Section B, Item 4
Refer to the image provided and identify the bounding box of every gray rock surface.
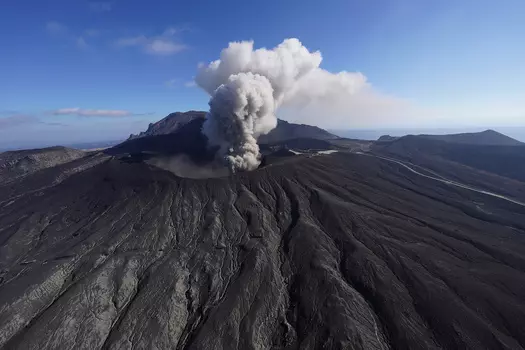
[0,146,86,183]
[1,148,525,349]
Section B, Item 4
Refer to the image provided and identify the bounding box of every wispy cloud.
[0,115,38,128]
[163,26,190,36]
[76,37,89,50]
[0,110,19,115]
[84,29,102,37]
[115,27,188,56]
[46,21,67,35]
[146,39,186,55]
[53,108,132,117]
[88,2,112,12]
[165,78,197,88]
[52,108,153,117]
[0,115,68,128]
[115,36,147,47]
[46,21,94,51]
[165,78,179,88]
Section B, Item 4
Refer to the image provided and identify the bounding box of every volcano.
[0,116,525,350]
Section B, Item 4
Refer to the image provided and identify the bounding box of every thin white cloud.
[76,37,89,50]
[46,21,95,51]
[165,78,179,88]
[115,27,188,56]
[53,108,133,117]
[88,2,112,12]
[0,115,38,128]
[52,108,155,117]
[145,39,186,55]
[115,36,147,47]
[46,21,67,35]
[0,115,68,128]
[84,29,102,37]
[165,79,197,88]
[163,26,190,36]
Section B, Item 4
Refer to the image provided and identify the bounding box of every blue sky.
[1,0,524,149]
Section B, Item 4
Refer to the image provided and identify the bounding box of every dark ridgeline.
[0,113,525,349]
[415,129,523,146]
[375,134,525,185]
[127,110,339,143]
[128,111,207,140]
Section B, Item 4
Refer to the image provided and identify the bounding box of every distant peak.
[411,129,522,146]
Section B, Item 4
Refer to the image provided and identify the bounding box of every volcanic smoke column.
[196,38,322,171]
[203,73,276,171]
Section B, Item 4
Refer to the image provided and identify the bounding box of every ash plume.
[196,38,322,171]
[196,37,402,171]
[202,72,276,171]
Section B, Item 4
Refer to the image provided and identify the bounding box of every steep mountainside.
[1,138,525,349]
[128,111,338,144]
[129,111,206,140]
[417,129,523,146]
[0,146,86,183]
[258,119,338,144]
[109,118,209,161]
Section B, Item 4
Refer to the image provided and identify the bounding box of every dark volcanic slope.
[127,110,338,144]
[258,119,338,144]
[417,129,523,146]
[129,111,206,140]
[376,135,525,184]
[1,151,525,349]
[0,146,86,183]
[108,118,210,160]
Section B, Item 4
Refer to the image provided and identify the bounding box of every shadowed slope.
[375,135,525,184]
[0,152,524,349]
[417,129,523,146]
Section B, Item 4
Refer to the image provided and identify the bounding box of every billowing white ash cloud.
[202,72,276,171]
[196,38,406,171]
[195,38,322,171]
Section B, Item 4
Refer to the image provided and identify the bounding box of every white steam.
[195,38,411,171]
[196,38,323,171]
[202,72,276,171]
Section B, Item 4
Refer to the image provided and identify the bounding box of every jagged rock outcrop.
[129,111,206,140]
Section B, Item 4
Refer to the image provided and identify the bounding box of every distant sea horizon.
[330,126,525,142]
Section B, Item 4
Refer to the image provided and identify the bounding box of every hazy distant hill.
[258,119,338,143]
[416,129,523,146]
[333,127,525,143]
[377,129,522,146]
[377,135,399,142]
[376,134,525,182]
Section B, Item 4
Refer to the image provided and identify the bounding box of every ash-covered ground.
[1,131,525,349]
